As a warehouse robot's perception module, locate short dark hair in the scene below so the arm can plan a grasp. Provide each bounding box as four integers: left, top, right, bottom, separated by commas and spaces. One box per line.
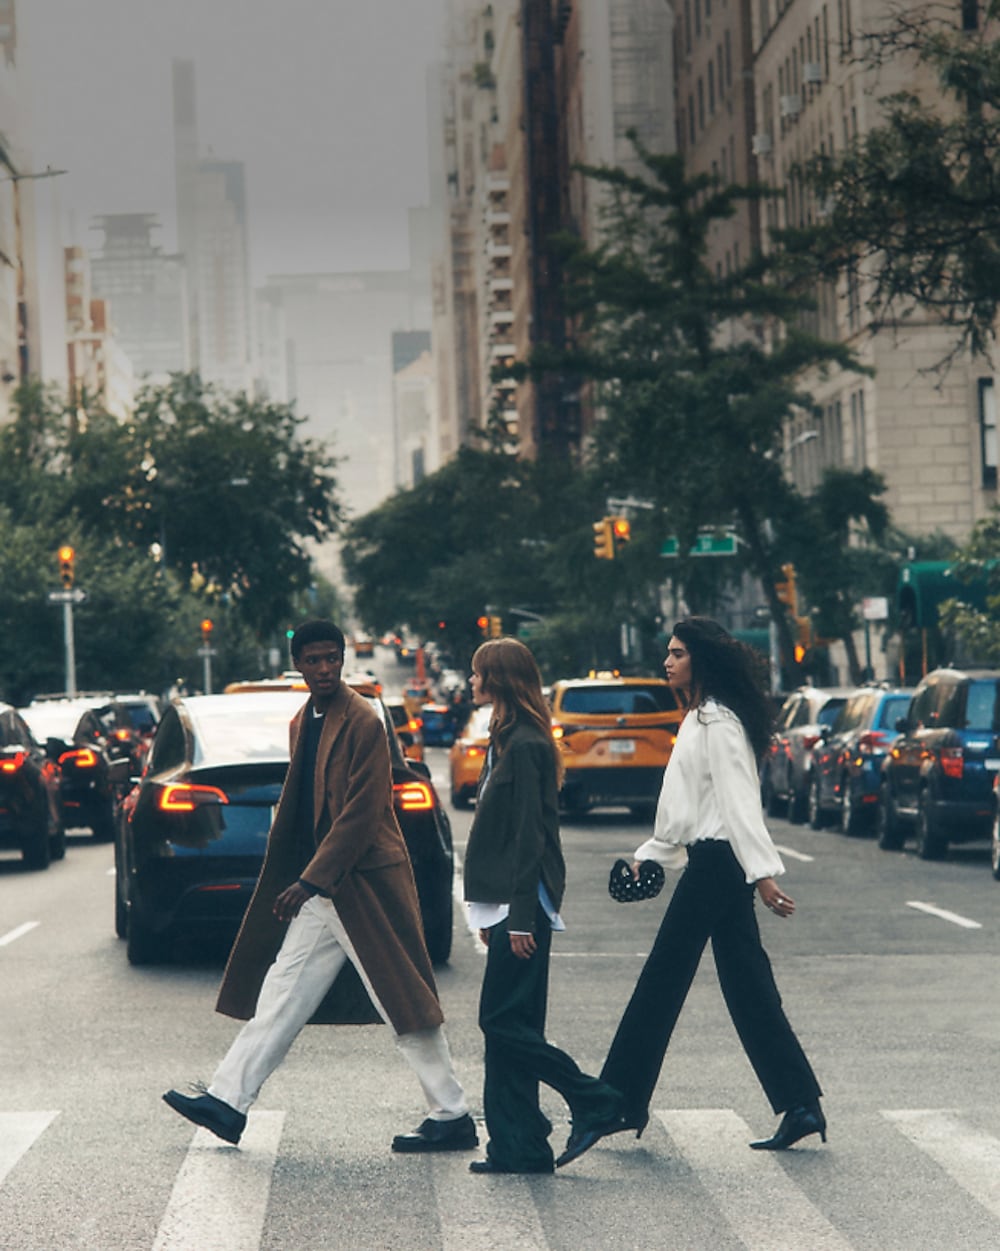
290, 619, 345, 661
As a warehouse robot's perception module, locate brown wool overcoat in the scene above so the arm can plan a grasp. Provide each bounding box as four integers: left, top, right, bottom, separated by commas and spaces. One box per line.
214, 683, 444, 1034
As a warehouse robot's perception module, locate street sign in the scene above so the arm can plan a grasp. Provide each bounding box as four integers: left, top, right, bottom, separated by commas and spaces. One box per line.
661, 532, 738, 558
47, 588, 87, 604
862, 596, 889, 621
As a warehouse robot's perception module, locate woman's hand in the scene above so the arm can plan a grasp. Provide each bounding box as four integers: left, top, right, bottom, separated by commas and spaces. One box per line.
509, 931, 537, 959
756, 877, 795, 918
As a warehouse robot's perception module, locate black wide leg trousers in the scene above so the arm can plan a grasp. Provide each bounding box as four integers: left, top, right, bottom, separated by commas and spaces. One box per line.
600, 841, 822, 1127
479, 904, 619, 1171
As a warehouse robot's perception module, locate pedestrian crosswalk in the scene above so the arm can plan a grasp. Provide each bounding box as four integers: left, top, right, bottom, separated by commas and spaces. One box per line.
3, 1106, 1000, 1249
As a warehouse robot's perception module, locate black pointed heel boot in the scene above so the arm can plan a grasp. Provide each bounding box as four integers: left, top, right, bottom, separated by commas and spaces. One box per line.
749, 1101, 827, 1151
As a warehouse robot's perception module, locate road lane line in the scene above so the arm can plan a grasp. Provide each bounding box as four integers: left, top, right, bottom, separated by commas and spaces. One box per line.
0, 922, 40, 948
0, 1112, 59, 1184
906, 900, 982, 929
153, 1110, 284, 1251
773, 844, 815, 862
884, 1110, 1000, 1218
431, 1154, 551, 1250
658, 1109, 851, 1251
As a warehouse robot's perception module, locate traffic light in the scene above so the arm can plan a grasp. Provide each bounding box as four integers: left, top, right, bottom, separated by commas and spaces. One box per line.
477, 614, 490, 637
58, 545, 75, 589
489, 615, 502, 638
775, 562, 798, 614
611, 516, 631, 552
200, 618, 214, 644
593, 517, 615, 560
793, 616, 812, 663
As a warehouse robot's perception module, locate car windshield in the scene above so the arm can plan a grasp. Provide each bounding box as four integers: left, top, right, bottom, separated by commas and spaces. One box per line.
122, 703, 158, 733
817, 699, 846, 728
965, 680, 999, 731
560, 684, 676, 715
184, 692, 306, 765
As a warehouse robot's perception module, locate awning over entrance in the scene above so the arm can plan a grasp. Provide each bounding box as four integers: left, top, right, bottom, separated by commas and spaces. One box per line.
897, 561, 990, 630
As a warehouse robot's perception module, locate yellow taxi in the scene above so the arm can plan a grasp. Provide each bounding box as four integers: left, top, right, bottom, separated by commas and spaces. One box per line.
549, 675, 682, 816
448, 703, 492, 809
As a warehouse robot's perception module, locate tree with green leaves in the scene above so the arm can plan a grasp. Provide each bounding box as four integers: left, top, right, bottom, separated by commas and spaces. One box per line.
514, 139, 873, 680
786, 0, 1000, 365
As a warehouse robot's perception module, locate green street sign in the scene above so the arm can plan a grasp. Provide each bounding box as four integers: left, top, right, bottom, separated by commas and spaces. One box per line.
661, 532, 738, 558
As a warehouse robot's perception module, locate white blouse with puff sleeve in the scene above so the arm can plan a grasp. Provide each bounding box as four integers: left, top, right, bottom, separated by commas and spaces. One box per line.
633, 697, 784, 884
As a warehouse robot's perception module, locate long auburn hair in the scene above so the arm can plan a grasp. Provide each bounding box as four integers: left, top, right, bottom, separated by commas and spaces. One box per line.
672, 616, 774, 764
471, 638, 564, 785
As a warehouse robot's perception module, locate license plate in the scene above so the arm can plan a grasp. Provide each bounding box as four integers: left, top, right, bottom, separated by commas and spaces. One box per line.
609, 739, 635, 755
986, 759, 1000, 771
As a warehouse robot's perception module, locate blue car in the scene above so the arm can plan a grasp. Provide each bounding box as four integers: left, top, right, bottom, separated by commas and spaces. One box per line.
808, 686, 913, 835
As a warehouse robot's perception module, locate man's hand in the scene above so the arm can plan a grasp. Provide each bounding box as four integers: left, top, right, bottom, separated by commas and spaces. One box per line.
509, 931, 537, 960
273, 881, 313, 923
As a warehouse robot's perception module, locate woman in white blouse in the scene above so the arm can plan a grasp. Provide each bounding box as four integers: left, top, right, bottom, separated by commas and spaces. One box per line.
556, 617, 824, 1168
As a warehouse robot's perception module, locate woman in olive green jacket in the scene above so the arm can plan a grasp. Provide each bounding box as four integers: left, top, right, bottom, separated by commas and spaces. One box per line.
463, 638, 623, 1174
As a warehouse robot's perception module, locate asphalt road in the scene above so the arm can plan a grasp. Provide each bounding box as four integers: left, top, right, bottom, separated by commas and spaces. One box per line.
2, 664, 999, 1249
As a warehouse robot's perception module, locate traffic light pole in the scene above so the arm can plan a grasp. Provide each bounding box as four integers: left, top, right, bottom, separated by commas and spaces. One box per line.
63, 599, 77, 697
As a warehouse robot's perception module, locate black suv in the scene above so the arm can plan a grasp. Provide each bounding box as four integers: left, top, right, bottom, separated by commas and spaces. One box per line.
0, 703, 65, 869
876, 668, 1000, 859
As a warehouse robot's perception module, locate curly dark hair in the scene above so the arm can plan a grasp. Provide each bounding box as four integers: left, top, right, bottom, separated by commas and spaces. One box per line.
671, 616, 774, 763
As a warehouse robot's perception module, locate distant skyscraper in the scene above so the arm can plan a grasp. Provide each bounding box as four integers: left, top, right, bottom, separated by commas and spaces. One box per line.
172, 59, 253, 393
89, 213, 189, 380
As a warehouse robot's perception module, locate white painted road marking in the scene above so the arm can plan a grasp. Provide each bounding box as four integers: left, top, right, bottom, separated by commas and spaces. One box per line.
774, 844, 815, 862
0, 922, 39, 948
906, 900, 982, 929
432, 1154, 550, 1250
152, 1111, 285, 1251
0, 1112, 59, 1184
885, 1110, 1000, 1219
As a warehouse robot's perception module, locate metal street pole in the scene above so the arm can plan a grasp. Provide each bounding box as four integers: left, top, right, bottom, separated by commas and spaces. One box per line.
200, 646, 213, 695
63, 600, 77, 696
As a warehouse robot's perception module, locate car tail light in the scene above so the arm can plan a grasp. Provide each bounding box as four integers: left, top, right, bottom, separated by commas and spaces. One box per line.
59, 748, 99, 769
113, 728, 132, 742
394, 781, 434, 811
0, 750, 27, 773
940, 747, 964, 779
157, 783, 229, 812
857, 731, 890, 756
551, 723, 564, 741
802, 733, 820, 751
465, 745, 485, 759
408, 718, 422, 733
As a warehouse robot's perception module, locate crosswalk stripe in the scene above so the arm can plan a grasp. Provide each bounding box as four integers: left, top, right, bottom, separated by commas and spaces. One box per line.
884, 1109, 1000, 1219
657, 1109, 852, 1251
0, 1112, 58, 1185
0, 922, 39, 948
152, 1110, 284, 1251
431, 1155, 551, 1251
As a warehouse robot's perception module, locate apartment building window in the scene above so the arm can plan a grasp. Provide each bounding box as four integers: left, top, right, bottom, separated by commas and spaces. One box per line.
760, 0, 770, 35
685, 0, 692, 53
850, 389, 867, 468
979, 378, 997, 487
724, 31, 732, 89
695, 0, 701, 37
823, 6, 830, 78
708, 61, 716, 114
846, 267, 860, 332
698, 78, 705, 130
717, 44, 725, 99
962, 0, 979, 30
689, 94, 696, 144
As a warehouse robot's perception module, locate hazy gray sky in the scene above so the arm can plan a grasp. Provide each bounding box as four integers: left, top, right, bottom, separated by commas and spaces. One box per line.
21, 0, 445, 280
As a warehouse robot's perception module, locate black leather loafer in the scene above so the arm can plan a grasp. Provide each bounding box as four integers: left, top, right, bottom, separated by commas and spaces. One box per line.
469, 1157, 554, 1175
749, 1101, 827, 1151
162, 1089, 246, 1145
391, 1113, 478, 1153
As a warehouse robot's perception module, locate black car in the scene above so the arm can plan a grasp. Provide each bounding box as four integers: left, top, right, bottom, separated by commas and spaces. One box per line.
876, 667, 1000, 859
116, 686, 454, 966
0, 703, 65, 869
19, 696, 133, 842
807, 686, 914, 835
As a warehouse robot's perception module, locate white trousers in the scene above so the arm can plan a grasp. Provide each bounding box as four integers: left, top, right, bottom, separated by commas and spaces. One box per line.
208, 895, 468, 1120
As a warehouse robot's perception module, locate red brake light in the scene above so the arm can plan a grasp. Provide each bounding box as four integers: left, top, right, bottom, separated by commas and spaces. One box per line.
113, 728, 132, 741
466, 745, 485, 758
802, 733, 820, 751
410, 718, 423, 732
0, 751, 27, 773
59, 748, 99, 768
940, 747, 964, 780
394, 781, 434, 812
857, 731, 889, 755
158, 783, 230, 812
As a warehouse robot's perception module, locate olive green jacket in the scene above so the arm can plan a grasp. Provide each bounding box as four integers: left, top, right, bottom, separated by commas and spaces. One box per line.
462, 719, 565, 934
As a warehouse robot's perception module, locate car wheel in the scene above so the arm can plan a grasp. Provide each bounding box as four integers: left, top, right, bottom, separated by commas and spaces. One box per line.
22, 814, 52, 871
876, 785, 905, 850
91, 801, 116, 844
915, 791, 947, 861
840, 780, 861, 837
991, 820, 1000, 881
49, 818, 67, 861
787, 778, 807, 824
126, 903, 163, 965
807, 777, 827, 830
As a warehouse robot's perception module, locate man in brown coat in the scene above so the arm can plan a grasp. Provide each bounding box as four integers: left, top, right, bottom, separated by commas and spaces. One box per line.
163, 619, 476, 1152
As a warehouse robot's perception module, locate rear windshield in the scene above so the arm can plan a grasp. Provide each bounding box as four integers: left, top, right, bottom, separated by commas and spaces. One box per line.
876, 695, 911, 730
965, 680, 999, 731
559, 685, 677, 715
817, 698, 847, 728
